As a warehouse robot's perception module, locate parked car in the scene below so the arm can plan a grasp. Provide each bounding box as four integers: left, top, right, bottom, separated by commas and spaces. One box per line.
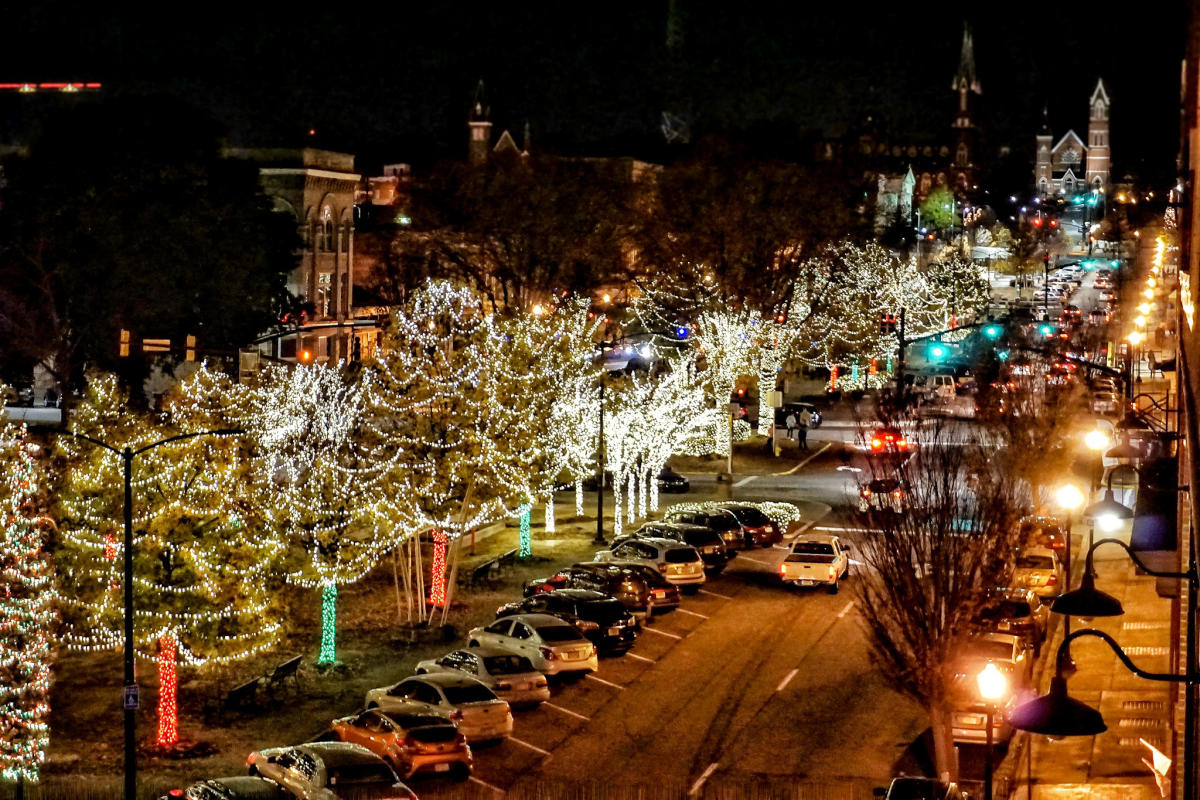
594, 536, 706, 592
714, 503, 784, 547
331, 707, 471, 781
779, 534, 850, 593
865, 426, 912, 458
948, 632, 1034, 744
774, 401, 823, 429
626, 521, 733, 575
972, 588, 1051, 653
663, 507, 749, 551
364, 674, 513, 744
415, 647, 550, 708
495, 589, 639, 654
858, 478, 904, 513
1089, 390, 1120, 415
467, 613, 599, 677
1012, 546, 1064, 599
656, 465, 690, 493
247, 743, 417, 800
523, 562, 681, 614
1017, 515, 1066, 558
160, 777, 291, 800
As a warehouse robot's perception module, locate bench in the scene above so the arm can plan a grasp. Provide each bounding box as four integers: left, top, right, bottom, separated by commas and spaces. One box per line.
262, 655, 302, 698
461, 548, 522, 589
204, 678, 261, 722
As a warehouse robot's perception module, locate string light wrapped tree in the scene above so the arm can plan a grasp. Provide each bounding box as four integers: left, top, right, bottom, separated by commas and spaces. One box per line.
55, 370, 283, 750
359, 282, 545, 624
249, 363, 383, 666
0, 406, 58, 788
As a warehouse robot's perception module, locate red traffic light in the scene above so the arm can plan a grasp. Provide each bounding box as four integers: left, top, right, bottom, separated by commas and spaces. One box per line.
1033, 218, 1043, 227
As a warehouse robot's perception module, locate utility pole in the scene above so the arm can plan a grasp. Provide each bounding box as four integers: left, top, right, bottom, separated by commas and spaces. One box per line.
896, 308, 908, 406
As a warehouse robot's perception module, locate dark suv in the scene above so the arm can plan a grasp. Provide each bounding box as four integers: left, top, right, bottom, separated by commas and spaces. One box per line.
664, 508, 748, 551
623, 521, 733, 575
523, 563, 680, 614
497, 589, 638, 654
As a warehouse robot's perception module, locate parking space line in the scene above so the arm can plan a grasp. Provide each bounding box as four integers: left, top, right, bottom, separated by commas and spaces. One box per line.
689, 762, 720, 796
675, 608, 708, 619
733, 475, 757, 487
625, 651, 655, 663
735, 554, 774, 566
641, 626, 684, 640
699, 588, 732, 599
508, 736, 552, 756
585, 673, 626, 690
837, 600, 855, 618
469, 775, 506, 795
543, 701, 590, 722
775, 668, 799, 693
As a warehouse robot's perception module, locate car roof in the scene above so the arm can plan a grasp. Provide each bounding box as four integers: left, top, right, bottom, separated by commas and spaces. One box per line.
866, 478, 902, 490
294, 742, 387, 768
639, 521, 710, 533
537, 589, 611, 602
1020, 546, 1058, 559
189, 777, 289, 800
991, 587, 1038, 602
502, 612, 576, 627
621, 536, 690, 549
403, 672, 488, 689
447, 645, 519, 659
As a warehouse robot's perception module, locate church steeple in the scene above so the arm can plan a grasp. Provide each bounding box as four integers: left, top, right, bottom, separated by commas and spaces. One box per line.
467, 79, 492, 166
951, 22, 981, 177
952, 24, 982, 97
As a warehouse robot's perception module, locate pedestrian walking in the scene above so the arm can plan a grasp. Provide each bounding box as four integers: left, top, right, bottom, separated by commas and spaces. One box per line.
796, 411, 810, 451
785, 411, 797, 441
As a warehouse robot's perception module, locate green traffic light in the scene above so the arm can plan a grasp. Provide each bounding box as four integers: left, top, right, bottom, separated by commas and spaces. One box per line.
929, 344, 947, 359
1039, 324, 1054, 336
997, 350, 1010, 361
1110, 260, 1119, 269
983, 324, 1002, 339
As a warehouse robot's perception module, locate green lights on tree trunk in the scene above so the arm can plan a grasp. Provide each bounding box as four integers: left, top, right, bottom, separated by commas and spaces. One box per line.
518, 504, 532, 559
318, 583, 337, 664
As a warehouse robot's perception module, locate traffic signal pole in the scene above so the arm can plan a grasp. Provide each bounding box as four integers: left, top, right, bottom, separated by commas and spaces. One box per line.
897, 307, 907, 406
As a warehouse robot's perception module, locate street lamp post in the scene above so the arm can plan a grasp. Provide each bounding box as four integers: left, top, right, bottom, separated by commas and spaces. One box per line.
1055, 483, 1086, 662
593, 342, 613, 546
977, 662, 1009, 800
55, 426, 242, 800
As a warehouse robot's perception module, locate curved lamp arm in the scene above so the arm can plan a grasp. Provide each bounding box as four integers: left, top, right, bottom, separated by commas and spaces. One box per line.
1057, 628, 1192, 683
133, 428, 243, 457
1084, 537, 1194, 581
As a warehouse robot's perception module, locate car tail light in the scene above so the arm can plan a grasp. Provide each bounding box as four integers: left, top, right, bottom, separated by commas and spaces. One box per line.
892, 489, 903, 499
539, 646, 556, 660
450, 709, 463, 721
1047, 574, 1057, 585
829, 566, 837, 580
167, 791, 184, 799
590, 644, 597, 656
657, 562, 668, 571
779, 564, 787, 576
898, 438, 908, 449
576, 619, 599, 631
860, 487, 871, 498
871, 438, 883, 450
536, 678, 549, 688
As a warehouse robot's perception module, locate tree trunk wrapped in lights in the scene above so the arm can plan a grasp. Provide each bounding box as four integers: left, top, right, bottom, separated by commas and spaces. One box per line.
0, 417, 57, 783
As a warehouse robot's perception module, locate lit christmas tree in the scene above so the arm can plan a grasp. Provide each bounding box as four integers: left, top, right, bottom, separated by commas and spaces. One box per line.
0, 419, 57, 784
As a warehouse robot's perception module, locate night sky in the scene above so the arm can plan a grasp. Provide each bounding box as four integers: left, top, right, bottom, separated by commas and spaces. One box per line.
0, 3, 1186, 182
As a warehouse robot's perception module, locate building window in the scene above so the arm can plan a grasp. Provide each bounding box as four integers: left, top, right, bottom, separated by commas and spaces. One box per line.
956, 143, 969, 167
320, 206, 334, 252
317, 273, 331, 317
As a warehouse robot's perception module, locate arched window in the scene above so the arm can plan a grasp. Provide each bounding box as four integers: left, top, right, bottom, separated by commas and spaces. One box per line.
320, 206, 334, 252
956, 143, 969, 167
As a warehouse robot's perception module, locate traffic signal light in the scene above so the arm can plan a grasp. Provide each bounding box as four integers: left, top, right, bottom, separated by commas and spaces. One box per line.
1043, 253, 1050, 266
1050, 219, 1058, 228
927, 342, 948, 360
1038, 323, 1056, 337
983, 323, 1002, 340
1110, 260, 1119, 269
880, 314, 897, 334
185, 334, 196, 362
997, 349, 1010, 361
1033, 217, 1043, 227
119, 329, 131, 357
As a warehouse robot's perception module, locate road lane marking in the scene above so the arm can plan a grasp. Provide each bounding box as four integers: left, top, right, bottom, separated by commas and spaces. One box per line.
689, 762, 720, 796
699, 589, 731, 599
641, 626, 684, 640
733, 476, 757, 487
773, 441, 832, 476
837, 601, 855, 618
543, 702, 590, 721
675, 608, 708, 619
585, 673, 626, 690
624, 651, 655, 663
508, 736, 552, 756
469, 775, 506, 795
775, 668, 799, 693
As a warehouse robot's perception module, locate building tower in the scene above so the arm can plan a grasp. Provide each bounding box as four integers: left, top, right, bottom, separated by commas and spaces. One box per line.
1034, 106, 1053, 196
468, 80, 492, 167
1085, 78, 1111, 190
950, 23, 983, 185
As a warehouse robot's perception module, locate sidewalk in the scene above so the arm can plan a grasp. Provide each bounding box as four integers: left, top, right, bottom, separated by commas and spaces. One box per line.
1000, 508, 1174, 800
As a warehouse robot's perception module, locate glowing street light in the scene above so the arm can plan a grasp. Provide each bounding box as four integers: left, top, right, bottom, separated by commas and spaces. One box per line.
1138, 303, 1152, 315
1085, 429, 1111, 452
1056, 484, 1085, 512
1135, 315, 1147, 328
1128, 331, 1144, 345
977, 662, 1010, 800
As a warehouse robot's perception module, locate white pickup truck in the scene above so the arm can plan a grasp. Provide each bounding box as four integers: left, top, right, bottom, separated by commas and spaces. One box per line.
779, 534, 850, 593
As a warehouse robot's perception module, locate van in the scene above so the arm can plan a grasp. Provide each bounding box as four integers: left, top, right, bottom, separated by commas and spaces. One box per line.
925, 374, 956, 402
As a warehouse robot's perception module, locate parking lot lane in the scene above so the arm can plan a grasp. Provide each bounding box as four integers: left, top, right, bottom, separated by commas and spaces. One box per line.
508, 581, 851, 787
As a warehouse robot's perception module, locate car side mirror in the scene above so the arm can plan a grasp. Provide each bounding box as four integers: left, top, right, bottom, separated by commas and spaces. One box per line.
840, 544, 851, 552
872, 789, 887, 799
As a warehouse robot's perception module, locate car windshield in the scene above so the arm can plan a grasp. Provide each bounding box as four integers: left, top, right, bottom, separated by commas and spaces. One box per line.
981, 601, 1032, 620
625, 565, 670, 586
442, 683, 498, 704
724, 507, 771, 526
664, 547, 699, 563
579, 598, 627, 621
483, 655, 536, 675
1017, 555, 1054, 570
964, 641, 1015, 662
886, 779, 948, 800
683, 531, 721, 548
391, 714, 450, 730
791, 541, 835, 555
407, 724, 459, 744
536, 625, 584, 643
